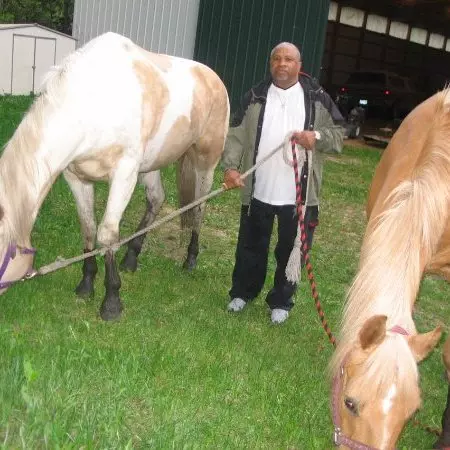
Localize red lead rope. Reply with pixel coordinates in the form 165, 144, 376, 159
290, 139, 336, 348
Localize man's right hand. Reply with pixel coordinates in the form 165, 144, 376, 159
222, 169, 244, 190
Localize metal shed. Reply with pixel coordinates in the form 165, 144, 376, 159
0, 23, 76, 96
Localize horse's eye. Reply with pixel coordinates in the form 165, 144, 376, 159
344, 397, 359, 416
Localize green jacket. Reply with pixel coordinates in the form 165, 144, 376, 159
221, 74, 345, 206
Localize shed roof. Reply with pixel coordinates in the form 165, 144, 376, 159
0, 23, 76, 40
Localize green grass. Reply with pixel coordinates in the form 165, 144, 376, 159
0, 95, 449, 449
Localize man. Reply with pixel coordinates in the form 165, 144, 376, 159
222, 42, 344, 324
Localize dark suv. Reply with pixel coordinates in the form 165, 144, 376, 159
335, 70, 422, 121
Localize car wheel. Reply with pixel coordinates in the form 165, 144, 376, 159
349, 125, 361, 139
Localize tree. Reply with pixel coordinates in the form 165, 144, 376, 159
0, 0, 74, 35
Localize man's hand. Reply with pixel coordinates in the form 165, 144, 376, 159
291, 130, 316, 150
223, 168, 244, 190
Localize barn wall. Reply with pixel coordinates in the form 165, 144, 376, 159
72, 0, 200, 59
194, 0, 331, 111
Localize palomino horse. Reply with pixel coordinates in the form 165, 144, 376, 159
0, 32, 229, 320
330, 87, 450, 449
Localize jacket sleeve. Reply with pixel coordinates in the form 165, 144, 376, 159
221, 90, 252, 171
315, 90, 345, 154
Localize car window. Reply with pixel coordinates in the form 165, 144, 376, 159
347, 72, 385, 85
389, 76, 406, 89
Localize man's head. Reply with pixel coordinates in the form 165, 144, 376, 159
269, 42, 302, 89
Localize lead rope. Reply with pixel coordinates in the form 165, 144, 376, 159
3, 140, 289, 286
290, 139, 336, 347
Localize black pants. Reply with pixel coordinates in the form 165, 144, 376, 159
229, 198, 319, 311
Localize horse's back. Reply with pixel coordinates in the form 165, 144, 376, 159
366, 88, 450, 278
367, 90, 450, 220
44, 32, 228, 175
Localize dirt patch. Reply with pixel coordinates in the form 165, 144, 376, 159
344, 138, 382, 151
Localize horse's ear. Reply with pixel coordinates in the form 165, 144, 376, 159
359, 315, 387, 350
408, 326, 442, 362
443, 335, 450, 378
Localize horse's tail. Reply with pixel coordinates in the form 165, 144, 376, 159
176, 150, 197, 231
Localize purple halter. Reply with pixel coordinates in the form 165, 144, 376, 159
332, 325, 410, 449
0, 243, 36, 290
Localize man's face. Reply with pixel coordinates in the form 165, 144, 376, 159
270, 46, 301, 88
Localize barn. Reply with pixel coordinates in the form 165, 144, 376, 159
321, 1, 450, 99
0, 23, 76, 96
71, 0, 449, 110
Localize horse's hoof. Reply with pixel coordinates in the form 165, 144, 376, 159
120, 252, 138, 272
75, 279, 94, 298
100, 302, 123, 321
182, 256, 197, 272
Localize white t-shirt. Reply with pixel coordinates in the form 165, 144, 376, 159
253, 82, 306, 205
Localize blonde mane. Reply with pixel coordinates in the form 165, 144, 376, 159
0, 66, 69, 246
330, 89, 450, 386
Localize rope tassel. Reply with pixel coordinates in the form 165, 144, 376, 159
286, 139, 306, 284
285, 219, 303, 284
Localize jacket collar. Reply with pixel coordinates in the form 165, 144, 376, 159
250, 72, 318, 103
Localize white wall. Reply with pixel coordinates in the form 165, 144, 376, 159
0, 29, 14, 94
73, 0, 200, 59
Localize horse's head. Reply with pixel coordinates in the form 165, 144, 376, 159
334, 315, 441, 449
0, 205, 35, 294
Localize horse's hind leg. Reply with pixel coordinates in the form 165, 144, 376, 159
120, 171, 165, 272
177, 147, 217, 271
63, 170, 98, 297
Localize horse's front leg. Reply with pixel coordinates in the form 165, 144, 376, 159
120, 171, 165, 272
101, 249, 122, 320
63, 170, 98, 297
97, 161, 139, 320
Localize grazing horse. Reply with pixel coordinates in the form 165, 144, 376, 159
330, 88, 450, 449
0, 32, 229, 320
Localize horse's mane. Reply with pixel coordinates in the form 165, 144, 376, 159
0, 50, 77, 245
330, 88, 450, 386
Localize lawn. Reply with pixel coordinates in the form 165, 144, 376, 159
0, 95, 449, 449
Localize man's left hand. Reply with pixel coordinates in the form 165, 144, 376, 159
291, 130, 316, 150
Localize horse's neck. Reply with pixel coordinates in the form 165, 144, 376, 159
0, 103, 71, 240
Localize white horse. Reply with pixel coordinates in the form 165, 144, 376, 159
0, 32, 229, 320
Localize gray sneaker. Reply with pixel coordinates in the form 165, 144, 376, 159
227, 298, 247, 312
271, 308, 289, 324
